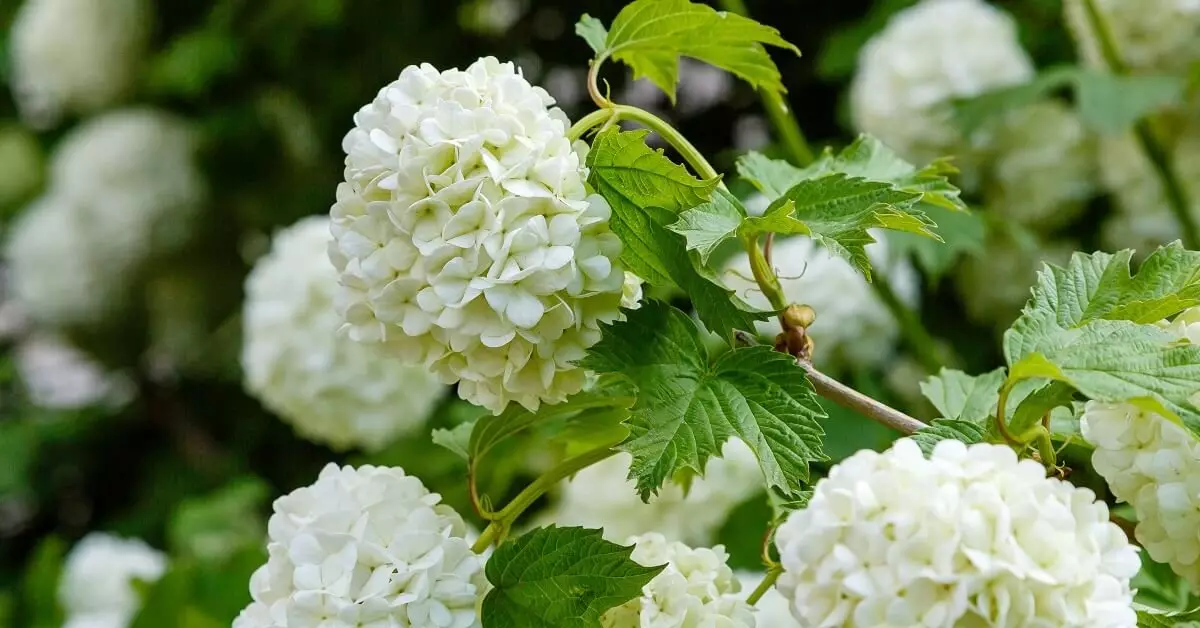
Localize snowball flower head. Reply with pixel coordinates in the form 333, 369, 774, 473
8, 0, 150, 127
1080, 307, 1200, 589
59, 532, 167, 628
545, 438, 762, 546
5, 109, 204, 328
984, 101, 1095, 229
601, 533, 754, 628
849, 0, 1034, 183
775, 439, 1140, 627
235, 463, 486, 628
722, 234, 918, 370
330, 56, 636, 414
1064, 0, 1200, 74
242, 216, 444, 451
736, 572, 801, 628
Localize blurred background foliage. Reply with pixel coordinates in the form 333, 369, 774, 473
0, 0, 1191, 624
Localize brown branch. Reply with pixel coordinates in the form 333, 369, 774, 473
798, 360, 927, 435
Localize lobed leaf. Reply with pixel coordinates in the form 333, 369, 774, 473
910, 420, 987, 455
919, 368, 1006, 425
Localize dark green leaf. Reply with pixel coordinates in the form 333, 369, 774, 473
583, 301, 827, 499
598, 0, 800, 100
576, 15, 609, 55
168, 477, 268, 561
21, 536, 66, 628
148, 30, 241, 98
482, 526, 663, 628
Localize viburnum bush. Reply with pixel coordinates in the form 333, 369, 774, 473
221, 0, 1200, 625
217, 0, 1200, 626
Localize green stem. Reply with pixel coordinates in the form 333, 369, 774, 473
716, 0, 814, 166
567, 108, 616, 142
471, 443, 620, 554
746, 567, 783, 606
743, 234, 787, 311
613, 104, 721, 181
869, 277, 946, 373
994, 379, 1019, 446
1079, 0, 1199, 248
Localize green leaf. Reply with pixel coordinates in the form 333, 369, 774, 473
576, 15, 609, 55
1007, 381, 1076, 437
1004, 244, 1200, 365
168, 477, 268, 562
432, 421, 474, 460
1135, 603, 1200, 627
596, 0, 800, 100
148, 29, 241, 98
889, 205, 986, 279
583, 300, 827, 499
1075, 71, 1186, 134
953, 66, 1079, 134
919, 368, 1006, 424
482, 526, 663, 628
1010, 321, 1200, 428
587, 128, 766, 334
21, 536, 66, 628
667, 187, 746, 264
910, 419, 987, 454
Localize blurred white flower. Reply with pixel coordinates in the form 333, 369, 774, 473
16, 334, 132, 409
1097, 124, 1200, 254
776, 439, 1140, 628
1064, 0, 1200, 74
722, 234, 919, 371
243, 216, 444, 452
544, 439, 762, 546
59, 533, 167, 628
601, 533, 754, 628
736, 572, 801, 628
954, 233, 1077, 328
676, 59, 734, 116
849, 0, 1034, 186
330, 57, 636, 414
984, 101, 1096, 229
9, 0, 150, 128
236, 463, 486, 628
5, 109, 204, 328
1081, 307, 1200, 589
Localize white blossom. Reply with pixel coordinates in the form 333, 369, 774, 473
954, 234, 1077, 328
1097, 124, 1200, 254
721, 234, 919, 371
736, 572, 801, 628
16, 334, 132, 409
775, 439, 1139, 628
235, 463, 487, 628
601, 533, 754, 628
59, 533, 167, 628
849, 0, 1034, 185
243, 216, 445, 451
8, 0, 150, 127
1064, 0, 1200, 74
329, 57, 636, 414
1080, 306, 1200, 589
5, 109, 204, 328
983, 101, 1096, 229
544, 438, 763, 546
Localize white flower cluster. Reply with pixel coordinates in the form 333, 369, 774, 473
1064, 0, 1200, 74
16, 334, 132, 409
59, 532, 167, 628
5, 109, 204, 328
849, 0, 1034, 183
1096, 124, 1200, 254
545, 439, 763, 546
1080, 307, 1200, 589
737, 572, 801, 628
601, 533, 754, 628
235, 463, 486, 628
722, 234, 919, 371
8, 0, 150, 128
984, 101, 1096, 229
775, 439, 1140, 627
242, 216, 444, 451
329, 56, 637, 414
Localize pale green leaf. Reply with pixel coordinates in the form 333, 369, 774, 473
889, 205, 986, 279
599, 0, 800, 100
431, 421, 474, 460
1135, 602, 1200, 627
910, 419, 987, 454
576, 15, 609, 55
587, 128, 766, 334
667, 188, 746, 263
481, 526, 663, 628
953, 66, 1079, 134
583, 300, 827, 499
919, 368, 1006, 424
1004, 244, 1200, 365
1075, 71, 1186, 134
